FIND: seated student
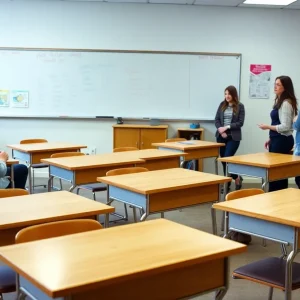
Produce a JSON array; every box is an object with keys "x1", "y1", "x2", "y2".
[{"x1": 0, "y1": 151, "x2": 28, "y2": 189}]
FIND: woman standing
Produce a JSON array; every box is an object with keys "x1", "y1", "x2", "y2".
[
  {"x1": 293, "y1": 113, "x2": 300, "y2": 188},
  {"x1": 215, "y1": 85, "x2": 245, "y2": 191},
  {"x1": 258, "y1": 75, "x2": 297, "y2": 192}
]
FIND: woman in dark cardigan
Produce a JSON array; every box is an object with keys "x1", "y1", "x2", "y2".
[{"x1": 215, "y1": 85, "x2": 245, "y2": 191}]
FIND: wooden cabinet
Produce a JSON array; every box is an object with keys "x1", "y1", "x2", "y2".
[
  {"x1": 177, "y1": 128, "x2": 205, "y2": 171},
  {"x1": 113, "y1": 125, "x2": 168, "y2": 149}
]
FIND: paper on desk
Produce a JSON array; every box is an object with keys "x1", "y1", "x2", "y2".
[{"x1": 176, "y1": 141, "x2": 196, "y2": 145}]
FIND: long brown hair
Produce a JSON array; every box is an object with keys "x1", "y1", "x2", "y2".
[
  {"x1": 274, "y1": 76, "x2": 298, "y2": 114},
  {"x1": 221, "y1": 85, "x2": 239, "y2": 114}
]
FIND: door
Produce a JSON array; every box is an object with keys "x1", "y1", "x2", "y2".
[
  {"x1": 113, "y1": 128, "x2": 140, "y2": 149},
  {"x1": 140, "y1": 128, "x2": 167, "y2": 149}
]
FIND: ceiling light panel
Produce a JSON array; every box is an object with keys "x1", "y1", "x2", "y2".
[
  {"x1": 105, "y1": 0, "x2": 148, "y2": 3},
  {"x1": 243, "y1": 0, "x2": 296, "y2": 5},
  {"x1": 194, "y1": 0, "x2": 243, "y2": 5},
  {"x1": 150, "y1": 0, "x2": 193, "y2": 4}
]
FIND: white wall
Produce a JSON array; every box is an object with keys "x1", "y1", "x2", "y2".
[{"x1": 1, "y1": 0, "x2": 300, "y2": 173}]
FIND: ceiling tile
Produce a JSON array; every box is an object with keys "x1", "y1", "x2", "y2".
[{"x1": 285, "y1": 0, "x2": 300, "y2": 8}]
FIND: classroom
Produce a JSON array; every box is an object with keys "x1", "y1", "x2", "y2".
[{"x1": 1, "y1": 0, "x2": 300, "y2": 299}]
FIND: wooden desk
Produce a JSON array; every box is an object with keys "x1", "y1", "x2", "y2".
[
  {"x1": 42, "y1": 150, "x2": 183, "y2": 193},
  {"x1": 213, "y1": 188, "x2": 300, "y2": 300},
  {"x1": 0, "y1": 191, "x2": 114, "y2": 246},
  {"x1": 7, "y1": 159, "x2": 19, "y2": 188},
  {"x1": 98, "y1": 168, "x2": 231, "y2": 234},
  {"x1": 153, "y1": 140, "x2": 224, "y2": 173},
  {"x1": 114, "y1": 149, "x2": 185, "y2": 170},
  {"x1": 218, "y1": 152, "x2": 300, "y2": 191},
  {"x1": 7, "y1": 143, "x2": 87, "y2": 194},
  {"x1": 42, "y1": 153, "x2": 144, "y2": 193},
  {"x1": 0, "y1": 219, "x2": 246, "y2": 300}
]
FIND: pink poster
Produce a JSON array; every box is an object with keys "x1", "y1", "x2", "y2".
[{"x1": 249, "y1": 64, "x2": 272, "y2": 99}]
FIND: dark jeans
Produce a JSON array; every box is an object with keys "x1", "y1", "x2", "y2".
[
  {"x1": 296, "y1": 176, "x2": 300, "y2": 189},
  {"x1": 6, "y1": 164, "x2": 28, "y2": 190},
  {"x1": 217, "y1": 135, "x2": 240, "y2": 180},
  {"x1": 269, "y1": 135, "x2": 294, "y2": 192}
]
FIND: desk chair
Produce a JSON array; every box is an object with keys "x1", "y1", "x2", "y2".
[
  {"x1": 49, "y1": 152, "x2": 107, "y2": 198},
  {"x1": 16, "y1": 219, "x2": 102, "y2": 243},
  {"x1": 226, "y1": 189, "x2": 265, "y2": 245},
  {"x1": 165, "y1": 138, "x2": 187, "y2": 142},
  {"x1": 106, "y1": 167, "x2": 149, "y2": 222},
  {"x1": 226, "y1": 189, "x2": 297, "y2": 300},
  {"x1": 233, "y1": 258, "x2": 300, "y2": 300},
  {"x1": 113, "y1": 147, "x2": 139, "y2": 152},
  {"x1": 50, "y1": 152, "x2": 84, "y2": 190},
  {"x1": 0, "y1": 189, "x2": 29, "y2": 198},
  {"x1": 0, "y1": 189, "x2": 29, "y2": 300},
  {"x1": 14, "y1": 219, "x2": 102, "y2": 300},
  {"x1": 20, "y1": 139, "x2": 48, "y2": 190}
]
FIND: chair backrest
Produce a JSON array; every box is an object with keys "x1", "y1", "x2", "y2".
[
  {"x1": 226, "y1": 188, "x2": 264, "y2": 201},
  {"x1": 16, "y1": 219, "x2": 102, "y2": 244},
  {"x1": 113, "y1": 147, "x2": 139, "y2": 153},
  {"x1": 106, "y1": 167, "x2": 148, "y2": 177},
  {"x1": 0, "y1": 189, "x2": 29, "y2": 198},
  {"x1": 20, "y1": 139, "x2": 48, "y2": 144},
  {"x1": 51, "y1": 152, "x2": 85, "y2": 158},
  {"x1": 165, "y1": 138, "x2": 187, "y2": 142}
]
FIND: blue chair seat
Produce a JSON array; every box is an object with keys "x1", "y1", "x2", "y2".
[{"x1": 0, "y1": 265, "x2": 16, "y2": 293}]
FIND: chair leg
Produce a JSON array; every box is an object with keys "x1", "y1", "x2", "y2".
[
  {"x1": 32, "y1": 168, "x2": 35, "y2": 191},
  {"x1": 59, "y1": 179, "x2": 63, "y2": 190},
  {"x1": 281, "y1": 244, "x2": 288, "y2": 258},
  {"x1": 268, "y1": 287, "x2": 273, "y2": 300},
  {"x1": 262, "y1": 238, "x2": 267, "y2": 247},
  {"x1": 93, "y1": 192, "x2": 96, "y2": 201},
  {"x1": 19, "y1": 292, "x2": 27, "y2": 300},
  {"x1": 161, "y1": 212, "x2": 164, "y2": 218},
  {"x1": 133, "y1": 207, "x2": 137, "y2": 222},
  {"x1": 76, "y1": 188, "x2": 80, "y2": 195},
  {"x1": 124, "y1": 204, "x2": 128, "y2": 220}
]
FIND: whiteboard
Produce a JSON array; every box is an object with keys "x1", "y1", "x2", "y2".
[{"x1": 0, "y1": 49, "x2": 241, "y2": 120}]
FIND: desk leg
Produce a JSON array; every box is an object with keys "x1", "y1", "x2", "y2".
[
  {"x1": 285, "y1": 229, "x2": 298, "y2": 300},
  {"x1": 140, "y1": 212, "x2": 147, "y2": 221},
  {"x1": 261, "y1": 169, "x2": 269, "y2": 192},
  {"x1": 104, "y1": 213, "x2": 110, "y2": 228},
  {"x1": 28, "y1": 165, "x2": 33, "y2": 194},
  {"x1": 220, "y1": 165, "x2": 229, "y2": 232},
  {"x1": 10, "y1": 165, "x2": 15, "y2": 188},
  {"x1": 214, "y1": 157, "x2": 219, "y2": 175},
  {"x1": 133, "y1": 208, "x2": 137, "y2": 222},
  {"x1": 48, "y1": 176, "x2": 53, "y2": 192},
  {"x1": 69, "y1": 185, "x2": 77, "y2": 193},
  {"x1": 223, "y1": 212, "x2": 229, "y2": 239},
  {"x1": 107, "y1": 186, "x2": 129, "y2": 222},
  {"x1": 211, "y1": 207, "x2": 217, "y2": 235},
  {"x1": 215, "y1": 257, "x2": 228, "y2": 300},
  {"x1": 139, "y1": 195, "x2": 149, "y2": 222}
]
